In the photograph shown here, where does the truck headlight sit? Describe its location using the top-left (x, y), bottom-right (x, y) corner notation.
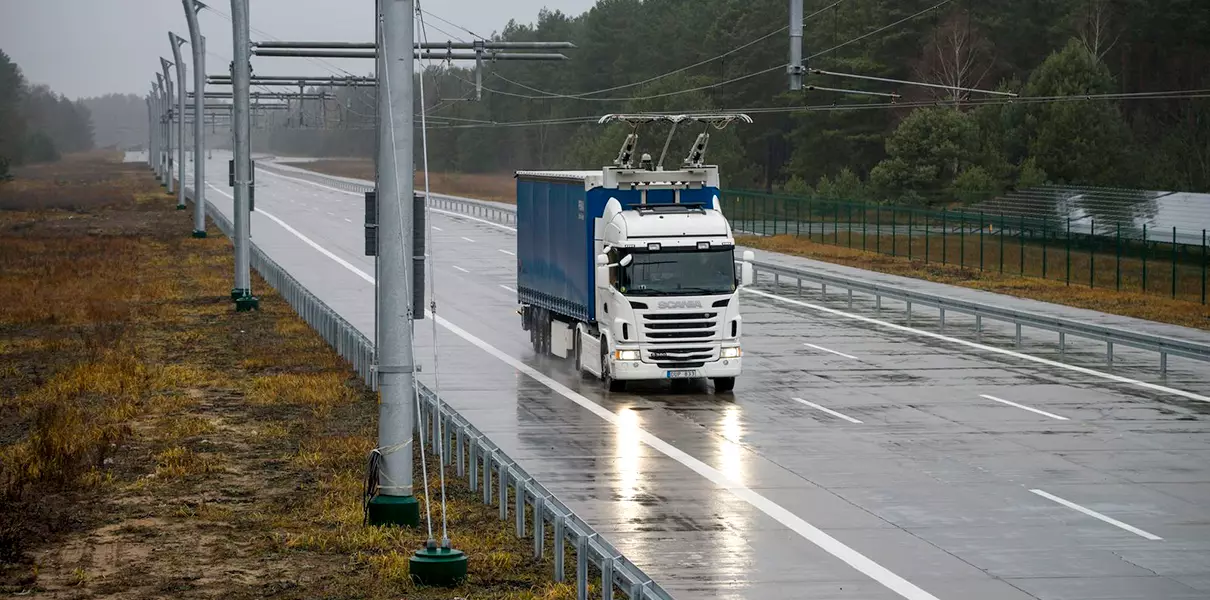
top-left (615, 349), bottom-right (641, 361)
top-left (720, 346), bottom-right (742, 359)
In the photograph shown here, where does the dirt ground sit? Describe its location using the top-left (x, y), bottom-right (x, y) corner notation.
top-left (740, 234), bottom-right (1210, 330)
top-left (0, 154), bottom-right (577, 599)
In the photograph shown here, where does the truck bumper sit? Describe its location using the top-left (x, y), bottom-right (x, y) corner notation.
top-left (610, 357), bottom-right (742, 381)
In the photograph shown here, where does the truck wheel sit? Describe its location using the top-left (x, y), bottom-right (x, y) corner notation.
top-left (601, 346), bottom-right (625, 393)
top-left (712, 377), bottom-right (736, 393)
top-left (573, 335), bottom-right (586, 377)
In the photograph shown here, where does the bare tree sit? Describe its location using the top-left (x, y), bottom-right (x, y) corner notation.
top-left (1075, 0), bottom-right (1120, 62)
top-left (917, 10), bottom-right (996, 107)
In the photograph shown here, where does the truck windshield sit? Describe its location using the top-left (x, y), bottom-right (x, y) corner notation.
top-left (618, 247), bottom-right (736, 296)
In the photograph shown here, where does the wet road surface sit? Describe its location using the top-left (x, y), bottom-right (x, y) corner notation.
top-left (176, 152), bottom-right (1210, 600)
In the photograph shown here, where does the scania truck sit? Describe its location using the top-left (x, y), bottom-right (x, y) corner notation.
top-left (516, 114), bottom-right (755, 392)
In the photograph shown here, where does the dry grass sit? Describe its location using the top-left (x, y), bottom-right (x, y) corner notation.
top-left (741, 234), bottom-right (1210, 330)
top-left (0, 153), bottom-right (576, 599)
top-left (298, 159), bottom-right (517, 204)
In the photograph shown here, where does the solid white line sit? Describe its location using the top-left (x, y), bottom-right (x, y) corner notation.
top-left (792, 397), bottom-right (863, 424)
top-left (229, 198), bottom-right (940, 600)
top-left (498, 248), bottom-right (515, 256)
top-left (500, 284), bottom-right (517, 293)
top-left (1029, 489), bottom-right (1162, 540)
top-left (803, 342), bottom-right (858, 360)
top-left (461, 236), bottom-right (476, 243)
top-left (453, 265), bottom-right (469, 273)
top-left (981, 394), bottom-right (1069, 421)
top-left (744, 288), bottom-right (1210, 404)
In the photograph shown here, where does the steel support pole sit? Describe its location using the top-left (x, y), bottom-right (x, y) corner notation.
top-left (788, 0), bottom-right (804, 90)
top-left (183, 1), bottom-right (208, 237)
top-left (230, 0), bottom-right (257, 310)
top-left (154, 75), bottom-right (165, 180)
top-left (366, 0), bottom-right (419, 528)
top-left (160, 59), bottom-right (175, 194)
top-left (170, 35), bottom-right (188, 210)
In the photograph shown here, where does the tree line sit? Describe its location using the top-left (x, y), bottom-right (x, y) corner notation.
top-left (0, 50), bottom-right (95, 179)
top-left (260, 0), bottom-right (1209, 204)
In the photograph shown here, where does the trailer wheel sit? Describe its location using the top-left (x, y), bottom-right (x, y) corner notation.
top-left (712, 377), bottom-right (736, 393)
top-left (573, 333), bottom-right (585, 377)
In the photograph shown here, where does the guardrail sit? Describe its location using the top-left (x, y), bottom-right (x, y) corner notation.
top-left (360, 178), bottom-right (1210, 374)
top-left (189, 186), bottom-right (672, 600)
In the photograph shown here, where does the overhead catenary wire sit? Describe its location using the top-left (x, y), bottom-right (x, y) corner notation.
top-left (421, 88), bottom-right (1210, 130)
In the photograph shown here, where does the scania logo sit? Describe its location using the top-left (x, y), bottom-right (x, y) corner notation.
top-left (657, 300), bottom-right (703, 310)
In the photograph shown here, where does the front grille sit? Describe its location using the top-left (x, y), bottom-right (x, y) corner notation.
top-left (657, 362), bottom-right (705, 369)
top-left (642, 311), bottom-right (718, 342)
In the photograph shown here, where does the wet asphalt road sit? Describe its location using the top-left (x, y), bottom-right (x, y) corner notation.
top-left (174, 152), bottom-right (1210, 600)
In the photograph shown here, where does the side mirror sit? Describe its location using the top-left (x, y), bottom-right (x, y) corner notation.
top-left (596, 254), bottom-right (609, 290)
top-left (740, 250), bottom-right (755, 287)
top-left (619, 254), bottom-right (633, 267)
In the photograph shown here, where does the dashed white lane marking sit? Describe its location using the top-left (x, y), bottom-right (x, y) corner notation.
top-left (433, 226), bottom-right (443, 231)
top-left (1030, 489), bottom-right (1162, 540)
top-left (500, 284), bottom-right (517, 293)
top-left (453, 265), bottom-right (470, 273)
top-left (792, 397), bottom-right (863, 424)
top-left (803, 342), bottom-right (858, 360)
top-left (461, 236), bottom-right (476, 243)
top-left (498, 249), bottom-right (515, 256)
top-left (219, 194), bottom-right (940, 600)
top-left (981, 394), bottom-right (1069, 421)
top-left (344, 218), bottom-right (352, 223)
top-left (744, 288), bottom-right (1210, 404)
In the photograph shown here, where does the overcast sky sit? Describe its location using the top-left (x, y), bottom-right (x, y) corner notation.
top-left (0, 0), bottom-right (595, 99)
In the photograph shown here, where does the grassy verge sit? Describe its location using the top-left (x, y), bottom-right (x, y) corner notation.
top-left (0, 154), bottom-right (575, 598)
top-left (740, 234), bottom-right (1210, 330)
top-left (295, 159), bottom-right (516, 204)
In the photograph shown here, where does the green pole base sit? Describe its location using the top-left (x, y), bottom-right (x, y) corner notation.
top-left (176, 204), bottom-right (187, 211)
top-left (191, 230), bottom-right (207, 239)
top-left (234, 294), bottom-right (259, 312)
top-left (409, 545), bottom-right (468, 587)
top-left (366, 494), bottom-right (420, 527)
top-left (230, 288), bottom-right (248, 301)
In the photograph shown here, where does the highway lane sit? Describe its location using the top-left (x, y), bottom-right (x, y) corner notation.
top-left (183, 152), bottom-right (1210, 599)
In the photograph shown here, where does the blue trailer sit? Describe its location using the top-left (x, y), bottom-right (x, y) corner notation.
top-left (515, 170), bottom-right (721, 325)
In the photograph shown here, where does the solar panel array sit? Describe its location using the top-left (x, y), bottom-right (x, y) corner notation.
top-left (972, 185), bottom-right (1210, 245)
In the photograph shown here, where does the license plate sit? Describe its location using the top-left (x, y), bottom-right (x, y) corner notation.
top-left (666, 369), bottom-right (699, 379)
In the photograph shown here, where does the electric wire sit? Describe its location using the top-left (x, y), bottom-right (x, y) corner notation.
top-left (416, 2), bottom-right (452, 547)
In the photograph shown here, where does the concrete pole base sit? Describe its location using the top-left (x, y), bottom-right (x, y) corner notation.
top-left (409, 546), bottom-right (468, 587)
top-left (191, 230), bottom-right (207, 239)
top-left (367, 494), bottom-right (421, 527)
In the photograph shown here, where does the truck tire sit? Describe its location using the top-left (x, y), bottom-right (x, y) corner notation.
top-left (601, 345), bottom-right (625, 393)
top-left (712, 377), bottom-right (736, 393)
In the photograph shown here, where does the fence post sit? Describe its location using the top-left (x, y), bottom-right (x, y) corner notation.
top-left (807, 198), bottom-right (813, 240)
top-left (796, 198), bottom-right (801, 238)
top-left (906, 209), bottom-right (912, 260)
top-left (960, 210), bottom-right (966, 269)
top-left (1020, 215), bottom-right (1026, 275)
top-left (1089, 220), bottom-right (1095, 288)
top-left (1116, 223), bottom-right (1122, 291)
top-left (1202, 229), bottom-right (1207, 305)
top-left (772, 196), bottom-right (779, 236)
top-left (1042, 219), bottom-right (1049, 279)
top-left (875, 206), bottom-right (880, 254)
top-left (942, 209), bottom-right (948, 265)
top-left (1142, 224), bottom-right (1148, 294)
top-left (1172, 226), bottom-right (1178, 299)
top-left (924, 210), bottom-right (930, 263)
top-left (999, 213), bottom-right (1005, 273)
top-left (847, 203), bottom-right (853, 249)
top-left (979, 211), bottom-right (985, 271)
top-left (1065, 218), bottom-right (1071, 286)
top-left (891, 206), bottom-right (898, 257)
top-left (863, 204), bottom-right (868, 251)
